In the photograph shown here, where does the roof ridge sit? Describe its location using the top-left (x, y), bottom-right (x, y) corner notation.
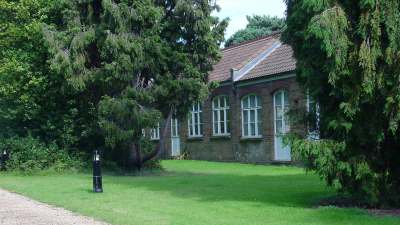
top-left (232, 41), bottom-right (282, 82)
top-left (222, 31), bottom-right (282, 51)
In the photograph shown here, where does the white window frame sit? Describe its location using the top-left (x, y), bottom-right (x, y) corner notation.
top-left (150, 123), bottom-right (160, 140)
top-left (241, 94), bottom-right (262, 138)
top-left (274, 90), bottom-right (290, 136)
top-left (171, 117), bottom-right (179, 138)
top-left (307, 93), bottom-right (320, 140)
top-left (188, 103), bottom-right (203, 137)
top-left (212, 96), bottom-right (230, 136)
top-left (142, 129), bottom-right (146, 137)
top-left (274, 90), bottom-right (291, 161)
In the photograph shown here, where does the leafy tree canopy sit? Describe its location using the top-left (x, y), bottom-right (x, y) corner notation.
top-left (225, 15), bottom-right (285, 47)
top-left (45, 0), bottom-right (227, 169)
top-left (0, 0), bottom-right (83, 148)
top-left (283, 0), bottom-right (400, 207)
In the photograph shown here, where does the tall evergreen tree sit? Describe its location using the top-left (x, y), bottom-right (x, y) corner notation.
top-left (225, 15), bottom-right (285, 47)
top-left (283, 0), bottom-right (400, 206)
top-left (46, 0), bottom-right (227, 169)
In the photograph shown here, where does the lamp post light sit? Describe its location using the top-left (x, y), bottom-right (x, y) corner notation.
top-left (93, 150), bottom-right (103, 193)
top-left (1, 150), bottom-right (8, 171)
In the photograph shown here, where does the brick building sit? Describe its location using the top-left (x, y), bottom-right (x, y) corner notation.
top-left (152, 33), bottom-right (308, 163)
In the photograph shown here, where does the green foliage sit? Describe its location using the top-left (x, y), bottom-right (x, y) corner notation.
top-left (98, 90), bottom-right (161, 149)
top-left (225, 15), bottom-right (285, 47)
top-left (0, 0), bottom-right (94, 151)
top-left (45, 0), bottom-right (227, 169)
top-left (0, 136), bottom-right (83, 174)
top-left (286, 135), bottom-right (380, 203)
top-left (0, 0), bottom-right (227, 170)
top-left (283, 0), bottom-right (400, 206)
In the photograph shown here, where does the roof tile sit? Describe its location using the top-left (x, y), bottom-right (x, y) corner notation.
top-left (239, 44), bottom-right (296, 81)
top-left (208, 33), bottom-right (296, 82)
top-left (209, 34), bottom-right (280, 82)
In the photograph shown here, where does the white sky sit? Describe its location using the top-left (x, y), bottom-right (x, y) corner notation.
top-left (214, 0), bottom-right (287, 39)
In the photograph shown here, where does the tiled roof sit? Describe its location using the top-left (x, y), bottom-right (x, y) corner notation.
top-left (239, 44), bottom-right (296, 81)
top-left (208, 33), bottom-right (296, 82)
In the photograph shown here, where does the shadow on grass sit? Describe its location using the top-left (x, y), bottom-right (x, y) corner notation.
top-left (106, 170), bottom-right (331, 208)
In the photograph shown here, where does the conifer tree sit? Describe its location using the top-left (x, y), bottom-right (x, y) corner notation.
top-left (283, 0), bottom-right (400, 206)
top-left (46, 0), bottom-right (227, 169)
top-left (225, 15), bottom-right (285, 47)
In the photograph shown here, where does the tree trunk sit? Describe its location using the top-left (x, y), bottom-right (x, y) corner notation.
top-left (142, 108), bottom-right (174, 163)
top-left (128, 142), bottom-right (142, 171)
top-left (134, 142), bottom-right (142, 170)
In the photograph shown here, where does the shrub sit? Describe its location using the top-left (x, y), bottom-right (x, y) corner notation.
top-left (0, 136), bottom-right (83, 174)
top-left (283, 0), bottom-right (400, 208)
top-left (286, 134), bottom-right (400, 207)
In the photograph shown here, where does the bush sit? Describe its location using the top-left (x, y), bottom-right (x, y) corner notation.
top-left (0, 136), bottom-right (83, 174)
top-left (286, 134), bottom-right (400, 207)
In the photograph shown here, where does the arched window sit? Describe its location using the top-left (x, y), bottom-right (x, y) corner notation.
top-left (188, 102), bottom-right (203, 137)
top-left (212, 96), bottom-right (230, 136)
top-left (241, 94), bottom-right (262, 137)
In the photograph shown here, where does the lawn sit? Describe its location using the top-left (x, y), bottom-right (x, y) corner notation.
top-left (0, 160), bottom-right (399, 225)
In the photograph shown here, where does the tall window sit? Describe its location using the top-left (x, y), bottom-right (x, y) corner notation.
top-left (212, 96), bottom-right (230, 136)
top-left (241, 95), bottom-right (262, 137)
top-left (307, 94), bottom-right (320, 140)
top-left (274, 90), bottom-right (290, 135)
top-left (150, 123), bottom-right (160, 140)
top-left (188, 103), bottom-right (203, 137)
top-left (171, 117), bottom-right (179, 138)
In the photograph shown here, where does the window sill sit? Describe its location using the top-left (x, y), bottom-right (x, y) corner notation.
top-left (272, 160), bottom-right (293, 164)
top-left (240, 136), bottom-right (263, 141)
top-left (210, 134), bottom-right (231, 139)
top-left (187, 136), bottom-right (204, 141)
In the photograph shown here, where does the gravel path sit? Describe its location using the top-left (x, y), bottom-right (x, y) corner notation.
top-left (0, 188), bottom-right (110, 225)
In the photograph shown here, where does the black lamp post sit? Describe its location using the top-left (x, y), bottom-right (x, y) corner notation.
top-left (93, 150), bottom-right (103, 193)
top-left (1, 150), bottom-right (8, 171)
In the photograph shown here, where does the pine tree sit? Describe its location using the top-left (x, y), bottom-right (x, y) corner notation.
top-left (283, 0), bottom-right (400, 206)
top-left (45, 0), bottom-right (227, 169)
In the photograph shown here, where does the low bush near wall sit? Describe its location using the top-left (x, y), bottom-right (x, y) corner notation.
top-left (286, 134), bottom-right (400, 208)
top-left (0, 136), bottom-right (83, 174)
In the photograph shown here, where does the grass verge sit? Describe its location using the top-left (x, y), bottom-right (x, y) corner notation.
top-left (0, 160), bottom-right (399, 225)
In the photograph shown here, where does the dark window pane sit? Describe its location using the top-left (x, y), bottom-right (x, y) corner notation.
top-left (284, 91), bottom-right (289, 105)
top-left (251, 123), bottom-right (256, 136)
top-left (250, 95), bottom-right (255, 107)
top-left (275, 92), bottom-right (282, 106)
top-left (250, 110), bottom-right (255, 123)
top-left (243, 97), bottom-right (249, 108)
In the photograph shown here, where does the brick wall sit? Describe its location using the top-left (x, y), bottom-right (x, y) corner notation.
top-left (169, 74), bottom-right (307, 163)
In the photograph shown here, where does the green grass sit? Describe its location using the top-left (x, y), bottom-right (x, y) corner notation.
top-left (0, 160), bottom-right (399, 225)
